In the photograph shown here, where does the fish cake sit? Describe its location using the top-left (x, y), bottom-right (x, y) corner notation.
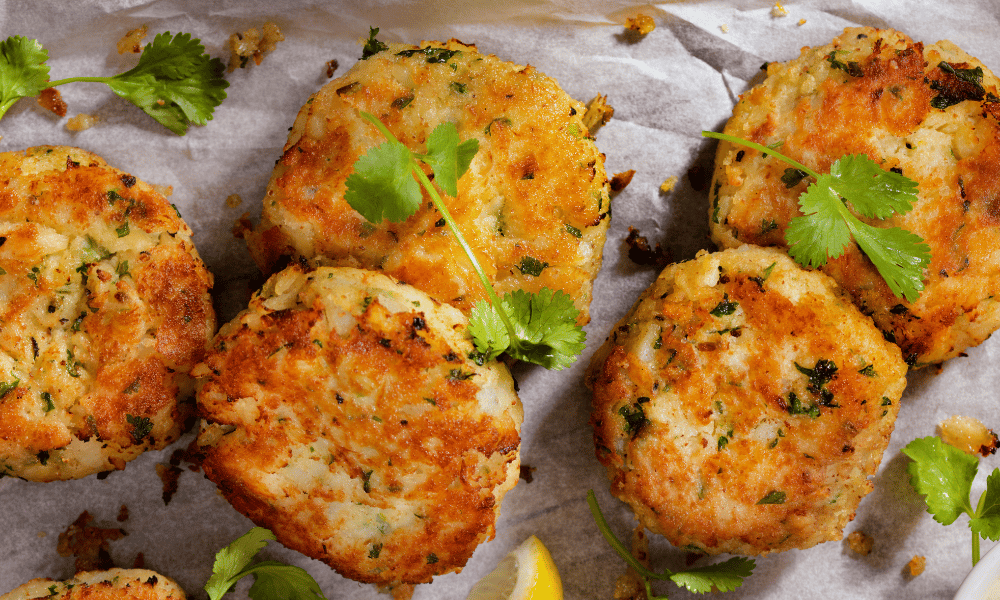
top-left (0, 146), bottom-right (215, 482)
top-left (709, 27), bottom-right (1000, 366)
top-left (246, 39), bottom-right (611, 324)
top-left (2, 569), bottom-right (185, 600)
top-left (587, 246), bottom-right (906, 555)
top-left (194, 265), bottom-right (522, 587)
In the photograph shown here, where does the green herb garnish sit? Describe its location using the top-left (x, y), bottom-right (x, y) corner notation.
top-left (360, 26), bottom-right (389, 60)
top-left (345, 111), bottom-right (585, 369)
top-left (702, 131), bottom-right (930, 302)
top-left (0, 32), bottom-right (227, 134)
top-left (588, 490), bottom-right (754, 598)
top-left (205, 527), bottom-right (326, 600)
top-left (903, 436), bottom-right (1000, 565)
top-left (126, 414), bottom-right (153, 443)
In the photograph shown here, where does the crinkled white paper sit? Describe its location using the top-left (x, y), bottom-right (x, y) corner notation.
top-left (2, 1), bottom-right (998, 598)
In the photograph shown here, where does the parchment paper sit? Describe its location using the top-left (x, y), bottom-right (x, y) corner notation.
top-left (2, 1), bottom-right (999, 598)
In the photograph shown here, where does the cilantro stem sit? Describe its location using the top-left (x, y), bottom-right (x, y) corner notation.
top-left (972, 489), bottom-right (988, 565)
top-left (44, 76), bottom-right (114, 87)
top-left (358, 111), bottom-right (520, 342)
top-left (588, 490), bottom-right (671, 600)
top-left (702, 131), bottom-right (820, 180)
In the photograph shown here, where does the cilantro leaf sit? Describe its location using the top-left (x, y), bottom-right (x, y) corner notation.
top-left (344, 140), bottom-right (422, 222)
top-left (420, 121), bottom-right (479, 197)
top-left (0, 36), bottom-right (49, 119)
top-left (361, 26), bottom-right (389, 60)
top-left (669, 557), bottom-right (755, 594)
top-left (829, 155), bottom-right (918, 219)
top-left (205, 528), bottom-right (276, 600)
top-left (504, 288), bottom-right (585, 370)
top-left (971, 469), bottom-right (1000, 542)
top-left (245, 562), bottom-right (326, 600)
top-left (903, 436), bottom-right (977, 525)
top-left (468, 299), bottom-right (512, 362)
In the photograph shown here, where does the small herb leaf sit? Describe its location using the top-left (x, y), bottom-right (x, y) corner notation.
top-left (344, 139), bottom-right (422, 223)
top-left (902, 436), bottom-right (976, 526)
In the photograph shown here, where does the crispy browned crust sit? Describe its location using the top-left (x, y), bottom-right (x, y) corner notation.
top-left (587, 247), bottom-right (906, 555)
top-left (196, 266), bottom-right (521, 586)
top-left (0, 146), bottom-right (215, 482)
top-left (710, 27), bottom-right (1000, 366)
top-left (246, 40), bottom-right (611, 325)
top-left (1, 569), bottom-right (185, 600)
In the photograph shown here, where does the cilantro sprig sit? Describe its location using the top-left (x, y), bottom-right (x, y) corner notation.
top-left (345, 111), bottom-right (586, 369)
top-left (205, 527), bottom-right (326, 600)
top-left (702, 131), bottom-right (931, 302)
top-left (902, 437), bottom-right (1000, 565)
top-left (0, 32), bottom-right (227, 134)
top-left (587, 490), bottom-right (755, 598)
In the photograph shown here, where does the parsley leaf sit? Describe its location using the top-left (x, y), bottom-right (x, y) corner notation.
top-left (0, 36), bottom-right (49, 119)
top-left (361, 27), bottom-right (389, 60)
top-left (587, 490), bottom-right (755, 598)
top-left (205, 527), bottom-right (326, 600)
top-left (703, 132), bottom-right (930, 302)
top-left (2, 32), bottom-right (227, 134)
top-left (903, 436), bottom-right (1000, 565)
top-left (345, 111), bottom-right (585, 370)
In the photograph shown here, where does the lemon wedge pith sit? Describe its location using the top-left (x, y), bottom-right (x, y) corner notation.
top-left (466, 535), bottom-right (563, 600)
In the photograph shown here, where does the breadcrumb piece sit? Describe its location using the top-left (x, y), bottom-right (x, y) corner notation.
top-left (624, 227), bottom-right (672, 268)
top-left (226, 193), bottom-right (243, 208)
top-left (38, 88), bottom-right (67, 116)
top-left (610, 169), bottom-right (635, 193)
top-left (57, 511), bottom-right (125, 572)
top-left (117, 25), bottom-right (148, 54)
top-left (151, 183), bottom-right (173, 198)
top-left (846, 531), bottom-right (873, 556)
top-left (940, 415), bottom-right (999, 456)
top-left (660, 176), bottom-right (678, 193)
top-left (720, 24), bottom-right (730, 33)
top-left (582, 94), bottom-right (614, 134)
top-left (227, 21), bottom-right (284, 72)
top-left (624, 14), bottom-right (656, 36)
top-left (66, 113), bottom-right (98, 131)
top-left (798, 19), bottom-right (808, 26)
top-left (325, 59), bottom-right (339, 78)
top-left (771, 2), bottom-right (789, 17)
top-left (907, 555), bottom-right (926, 576)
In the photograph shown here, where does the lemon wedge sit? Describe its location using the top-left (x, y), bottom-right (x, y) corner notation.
top-left (466, 535), bottom-right (563, 600)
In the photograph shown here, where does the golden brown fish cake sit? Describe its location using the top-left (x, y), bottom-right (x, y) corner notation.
top-left (587, 246), bottom-right (906, 555)
top-left (1, 569), bottom-right (185, 600)
top-left (195, 265), bottom-right (522, 587)
top-left (246, 39), bottom-right (611, 324)
top-left (0, 146), bottom-right (215, 482)
top-left (709, 27), bottom-right (1000, 366)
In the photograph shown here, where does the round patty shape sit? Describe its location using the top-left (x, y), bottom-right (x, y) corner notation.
top-left (587, 246), bottom-right (907, 555)
top-left (246, 39), bottom-right (611, 325)
top-left (0, 146), bottom-right (215, 482)
top-left (195, 265), bottom-right (523, 586)
top-left (709, 27), bottom-right (1000, 366)
top-left (1, 569), bottom-right (185, 600)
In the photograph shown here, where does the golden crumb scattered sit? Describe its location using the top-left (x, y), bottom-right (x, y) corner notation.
top-left (907, 555), bottom-right (926, 577)
top-left (226, 193), bottom-right (243, 208)
top-left (846, 531), bottom-right (873, 556)
top-left (38, 88), bottom-right (67, 116)
top-left (940, 415), bottom-right (999, 456)
top-left (771, 2), bottom-right (789, 17)
top-left (151, 183), bottom-right (173, 198)
top-left (720, 24), bottom-right (730, 33)
top-left (117, 25), bottom-right (148, 54)
top-left (625, 227), bottom-right (672, 268)
top-left (798, 18), bottom-right (808, 26)
top-left (610, 169), bottom-right (636, 193)
top-left (659, 176), bottom-right (678, 193)
top-left (326, 59), bottom-right (339, 78)
top-left (227, 21), bottom-right (284, 72)
top-left (624, 14), bottom-right (656, 36)
top-left (66, 113), bottom-right (99, 131)
top-left (37, 531), bottom-right (46, 538)
top-left (582, 94), bottom-right (614, 133)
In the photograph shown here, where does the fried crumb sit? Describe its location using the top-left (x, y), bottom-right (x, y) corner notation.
top-left (659, 176), bottom-right (678, 193)
top-left (38, 88), bottom-right (67, 117)
top-left (720, 24), bottom-right (730, 34)
top-left (907, 555), bottom-right (926, 577)
top-left (846, 531), bottom-right (873, 556)
top-left (155, 463), bottom-right (183, 505)
top-left (233, 213), bottom-right (254, 239)
top-left (66, 113), bottom-right (99, 131)
top-left (116, 504), bottom-right (129, 522)
top-left (613, 525), bottom-right (650, 600)
top-left (326, 59), bottom-right (339, 78)
top-left (939, 415), bottom-right (999, 456)
top-left (771, 2), bottom-right (789, 17)
top-left (624, 14), bottom-right (656, 36)
top-left (37, 531), bottom-right (47, 538)
top-left (582, 94), bottom-right (614, 134)
top-left (519, 465), bottom-right (536, 483)
top-left (228, 21), bottom-right (284, 72)
top-left (117, 25), bottom-right (148, 54)
top-left (226, 193), bottom-right (243, 208)
top-left (610, 170), bottom-right (636, 193)
top-left (798, 19), bottom-right (808, 26)
top-left (151, 183), bottom-right (173, 198)
top-left (57, 511), bottom-right (125, 572)
top-left (625, 227), bottom-right (672, 268)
